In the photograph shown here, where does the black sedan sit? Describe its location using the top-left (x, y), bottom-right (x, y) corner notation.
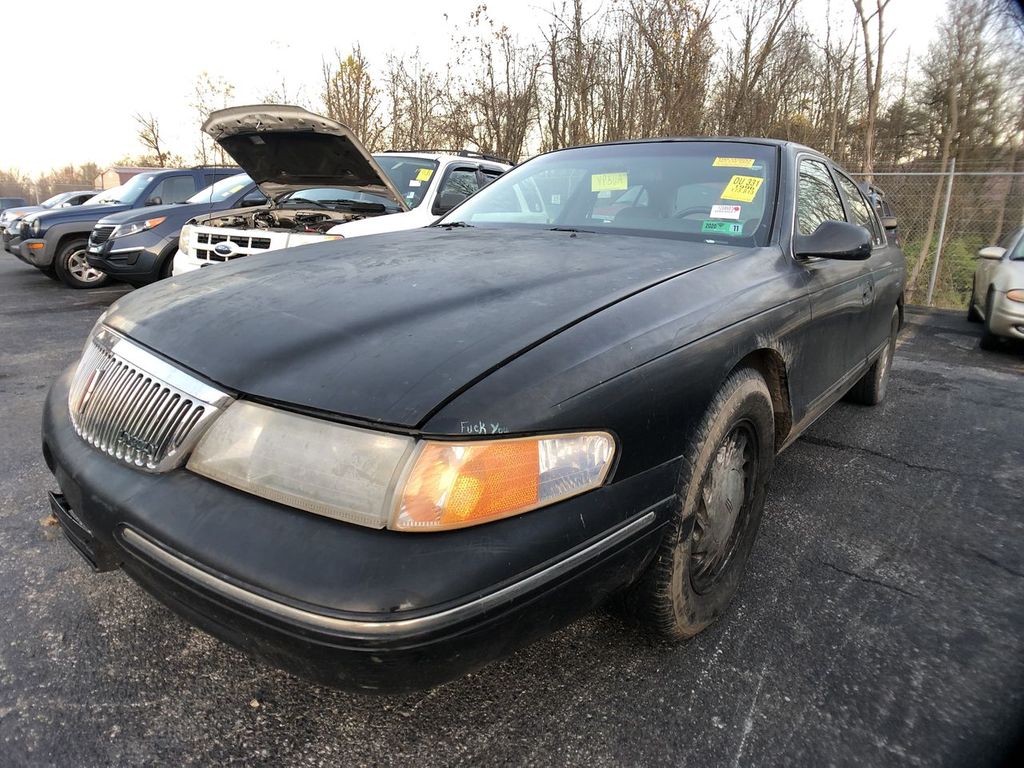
top-left (42, 138), bottom-right (905, 692)
top-left (85, 173), bottom-right (266, 286)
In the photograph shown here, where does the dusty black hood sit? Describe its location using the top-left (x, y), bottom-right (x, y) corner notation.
top-left (104, 229), bottom-right (736, 427)
top-left (203, 104), bottom-right (407, 209)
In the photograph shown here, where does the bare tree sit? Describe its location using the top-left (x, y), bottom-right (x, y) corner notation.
top-left (191, 72), bottom-right (236, 165)
top-left (852, 0), bottom-right (894, 178)
top-left (447, 7), bottom-right (542, 161)
top-left (385, 52), bottom-right (456, 150)
top-left (322, 46), bottom-right (387, 150)
top-left (133, 113), bottom-right (170, 167)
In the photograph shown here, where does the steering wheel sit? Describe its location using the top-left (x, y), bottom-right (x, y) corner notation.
top-left (673, 206), bottom-right (714, 219)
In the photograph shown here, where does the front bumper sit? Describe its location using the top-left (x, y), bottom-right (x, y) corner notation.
top-left (17, 238), bottom-right (50, 266)
top-left (87, 233), bottom-right (175, 284)
top-left (989, 292), bottom-right (1024, 340)
top-left (42, 366), bottom-right (675, 692)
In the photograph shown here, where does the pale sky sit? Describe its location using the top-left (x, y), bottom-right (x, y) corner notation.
top-left (0, 0), bottom-right (945, 175)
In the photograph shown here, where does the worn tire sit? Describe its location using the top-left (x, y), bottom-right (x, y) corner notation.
top-left (967, 282), bottom-right (983, 323)
top-left (979, 292), bottom-right (1001, 350)
top-left (846, 308), bottom-right (899, 406)
top-left (620, 368), bottom-right (774, 641)
top-left (38, 265), bottom-right (61, 282)
top-left (54, 238), bottom-right (111, 289)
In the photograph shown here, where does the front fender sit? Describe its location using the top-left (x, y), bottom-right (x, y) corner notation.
top-left (423, 248), bottom-right (809, 481)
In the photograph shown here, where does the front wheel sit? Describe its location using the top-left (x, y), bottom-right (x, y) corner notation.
top-left (54, 238), bottom-right (110, 289)
top-left (621, 368), bottom-right (775, 640)
top-left (979, 292), bottom-right (1001, 350)
top-left (967, 282), bottom-right (983, 322)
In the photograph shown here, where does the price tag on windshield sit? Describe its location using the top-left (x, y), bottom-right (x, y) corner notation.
top-left (591, 172), bottom-right (629, 192)
top-left (721, 175), bottom-right (764, 203)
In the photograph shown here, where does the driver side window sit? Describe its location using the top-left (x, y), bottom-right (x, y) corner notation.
top-left (796, 160), bottom-right (845, 236)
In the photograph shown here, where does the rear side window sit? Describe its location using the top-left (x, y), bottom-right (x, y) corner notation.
top-left (796, 159), bottom-right (845, 236)
top-left (835, 173), bottom-right (883, 246)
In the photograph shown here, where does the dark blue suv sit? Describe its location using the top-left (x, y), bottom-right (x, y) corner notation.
top-left (86, 173), bottom-right (265, 286)
top-left (15, 167), bottom-right (237, 288)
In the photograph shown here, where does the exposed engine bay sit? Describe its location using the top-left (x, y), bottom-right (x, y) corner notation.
top-left (201, 208), bottom-right (365, 234)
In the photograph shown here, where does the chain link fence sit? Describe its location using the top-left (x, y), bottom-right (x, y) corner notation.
top-left (852, 166), bottom-right (1024, 309)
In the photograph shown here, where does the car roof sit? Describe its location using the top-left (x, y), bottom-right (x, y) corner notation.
top-left (374, 151), bottom-right (512, 166)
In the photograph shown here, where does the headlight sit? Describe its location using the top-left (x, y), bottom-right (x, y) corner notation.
top-left (110, 216), bottom-right (166, 240)
top-left (1007, 289), bottom-right (1024, 303)
top-left (178, 224), bottom-right (193, 251)
top-left (31, 218), bottom-right (41, 236)
top-left (188, 401), bottom-right (415, 529)
top-left (394, 433), bottom-right (615, 531)
top-left (187, 401), bottom-right (616, 532)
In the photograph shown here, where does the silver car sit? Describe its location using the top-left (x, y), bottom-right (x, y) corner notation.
top-left (969, 227), bottom-right (1024, 349)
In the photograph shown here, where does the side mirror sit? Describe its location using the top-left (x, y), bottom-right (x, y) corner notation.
top-left (977, 245), bottom-right (1005, 260)
top-left (794, 220), bottom-right (872, 261)
top-left (880, 215), bottom-right (897, 231)
top-left (240, 194), bottom-right (267, 208)
top-left (145, 196), bottom-right (162, 207)
top-left (433, 190), bottom-right (468, 216)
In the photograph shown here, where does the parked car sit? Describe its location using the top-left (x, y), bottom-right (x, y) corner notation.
top-left (0, 196), bottom-right (27, 211)
top-left (14, 166), bottom-right (238, 288)
top-left (85, 173), bottom-right (264, 286)
top-left (859, 182), bottom-right (899, 246)
top-left (968, 226), bottom-right (1024, 349)
top-left (2, 190), bottom-right (101, 254)
top-left (172, 105), bottom-right (510, 276)
top-left (43, 137), bottom-right (904, 693)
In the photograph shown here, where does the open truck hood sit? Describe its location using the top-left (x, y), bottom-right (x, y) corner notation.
top-left (203, 105), bottom-right (408, 210)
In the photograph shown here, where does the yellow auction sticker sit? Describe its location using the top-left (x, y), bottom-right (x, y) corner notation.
top-left (721, 175), bottom-right (764, 203)
top-left (416, 168), bottom-right (434, 182)
top-left (713, 157), bottom-right (756, 168)
top-left (591, 172), bottom-right (629, 192)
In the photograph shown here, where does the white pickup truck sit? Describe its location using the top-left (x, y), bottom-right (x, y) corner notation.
top-left (173, 105), bottom-right (511, 276)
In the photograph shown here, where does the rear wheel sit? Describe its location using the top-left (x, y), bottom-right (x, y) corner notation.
top-left (846, 309), bottom-right (898, 406)
top-left (621, 368), bottom-right (774, 640)
top-left (54, 238), bottom-right (110, 289)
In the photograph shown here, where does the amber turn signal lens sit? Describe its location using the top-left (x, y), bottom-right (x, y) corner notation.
top-left (393, 432), bottom-right (615, 531)
top-left (1006, 289), bottom-right (1024, 303)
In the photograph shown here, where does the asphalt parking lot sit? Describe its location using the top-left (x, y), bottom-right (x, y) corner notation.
top-left (1, 254), bottom-right (1023, 767)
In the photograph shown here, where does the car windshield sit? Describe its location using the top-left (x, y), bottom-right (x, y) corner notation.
top-left (278, 186), bottom-right (403, 213)
top-left (440, 141), bottom-right (778, 245)
top-left (373, 155), bottom-right (440, 209)
top-left (86, 186), bottom-right (126, 205)
top-left (186, 173), bottom-right (253, 204)
top-left (100, 174), bottom-right (156, 205)
top-left (40, 193), bottom-right (67, 207)
top-left (1011, 230), bottom-right (1024, 260)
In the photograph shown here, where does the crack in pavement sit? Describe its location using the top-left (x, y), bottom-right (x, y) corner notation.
top-left (968, 549), bottom-right (1024, 579)
top-left (798, 435), bottom-right (949, 475)
top-left (815, 558), bottom-right (923, 601)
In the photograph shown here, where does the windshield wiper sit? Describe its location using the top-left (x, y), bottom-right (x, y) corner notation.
top-left (549, 226), bottom-right (593, 233)
top-left (317, 200), bottom-right (387, 213)
top-left (440, 221), bottom-right (474, 228)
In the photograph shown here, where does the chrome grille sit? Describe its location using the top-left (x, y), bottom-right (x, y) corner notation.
top-left (68, 327), bottom-right (232, 472)
top-left (193, 230), bottom-right (274, 263)
top-left (90, 225), bottom-right (115, 245)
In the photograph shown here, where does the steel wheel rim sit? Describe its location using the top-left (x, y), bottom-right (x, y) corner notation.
top-left (690, 422), bottom-right (758, 594)
top-left (67, 249), bottom-right (105, 283)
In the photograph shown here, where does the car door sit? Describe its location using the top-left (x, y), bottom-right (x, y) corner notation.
top-left (834, 169), bottom-right (902, 356)
top-left (144, 174), bottom-right (197, 206)
top-left (791, 156), bottom-right (873, 411)
top-left (431, 166), bottom-right (484, 217)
